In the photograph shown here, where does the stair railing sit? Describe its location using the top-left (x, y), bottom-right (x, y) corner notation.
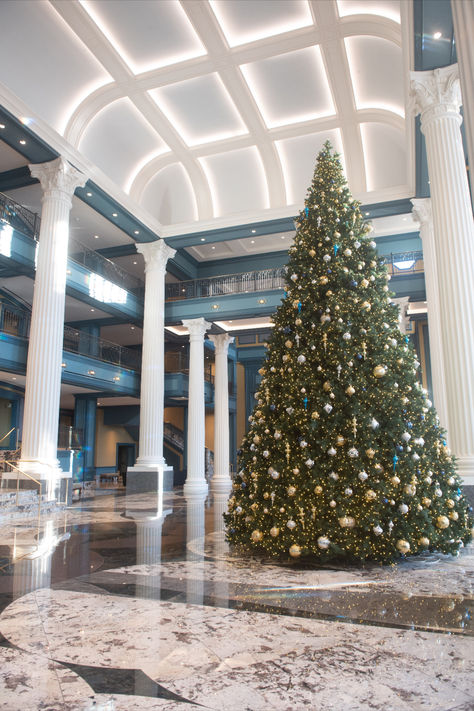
top-left (4, 460), bottom-right (42, 525)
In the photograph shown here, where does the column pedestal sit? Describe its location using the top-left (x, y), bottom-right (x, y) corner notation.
top-left (208, 333), bottom-right (234, 494)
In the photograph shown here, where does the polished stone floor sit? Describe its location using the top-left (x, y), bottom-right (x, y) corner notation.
top-left (0, 487), bottom-right (473, 710)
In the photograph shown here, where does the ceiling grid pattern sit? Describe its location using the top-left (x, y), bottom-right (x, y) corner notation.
top-left (1, 0), bottom-right (412, 231)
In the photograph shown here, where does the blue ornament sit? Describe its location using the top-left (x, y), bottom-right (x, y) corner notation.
top-left (269, 404), bottom-right (276, 411)
top-left (351, 280), bottom-right (357, 287)
top-left (442, 439), bottom-right (447, 446)
top-left (303, 397), bottom-right (308, 409)
top-left (327, 268), bottom-right (332, 274)
top-left (405, 336), bottom-right (409, 343)
top-left (396, 445), bottom-right (403, 452)
top-left (393, 454), bottom-right (399, 470)
top-left (283, 326), bottom-right (291, 334)
top-left (305, 207), bottom-right (309, 217)
top-left (241, 482), bottom-right (246, 488)
top-left (383, 498), bottom-right (388, 503)
top-left (334, 244), bottom-right (339, 256)
top-left (421, 414), bottom-right (425, 420)
top-left (357, 354), bottom-right (363, 360)
top-left (407, 422), bottom-right (413, 429)
top-left (298, 301), bottom-right (302, 312)
top-left (230, 528), bottom-right (236, 534)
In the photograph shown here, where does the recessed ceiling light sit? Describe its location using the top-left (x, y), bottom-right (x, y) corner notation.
top-left (19, 140), bottom-right (26, 145)
top-left (433, 31), bottom-right (442, 39)
top-left (0, 124), bottom-right (5, 129)
top-left (12, 376), bottom-right (16, 380)
top-left (251, 229), bottom-right (256, 234)
top-left (94, 234), bottom-right (99, 239)
top-left (201, 238), bottom-right (206, 242)
top-left (251, 240), bottom-right (255, 244)
top-left (365, 212), bottom-right (370, 216)
top-left (86, 192), bottom-right (92, 197)
top-left (113, 376), bottom-right (120, 382)
top-left (112, 213), bottom-right (118, 217)
top-left (133, 260), bottom-right (137, 265)
top-left (90, 308), bottom-right (95, 312)
top-left (281, 235), bottom-right (285, 239)
top-left (134, 230), bottom-right (139, 235)
top-left (212, 245), bottom-right (216, 250)
top-left (130, 326), bottom-right (135, 330)
top-left (88, 370), bottom-right (96, 375)
top-left (61, 363), bottom-right (66, 368)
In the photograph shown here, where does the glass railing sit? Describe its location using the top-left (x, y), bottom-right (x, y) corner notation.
top-left (68, 237), bottom-right (144, 295)
top-left (165, 266), bottom-right (287, 301)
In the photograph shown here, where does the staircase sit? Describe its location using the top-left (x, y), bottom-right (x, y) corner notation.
top-left (0, 489), bottom-right (64, 523)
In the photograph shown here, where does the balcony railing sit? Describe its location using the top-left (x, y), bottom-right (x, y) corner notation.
top-left (165, 351), bottom-right (214, 384)
top-left (63, 325), bottom-right (142, 370)
top-left (0, 192), bottom-right (41, 239)
top-left (383, 251), bottom-right (424, 275)
top-left (68, 237), bottom-right (144, 295)
top-left (165, 267), bottom-right (287, 301)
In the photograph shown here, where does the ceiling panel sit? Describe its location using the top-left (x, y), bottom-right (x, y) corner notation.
top-left (360, 122), bottom-right (406, 190)
top-left (0, 141), bottom-right (29, 172)
top-left (241, 46), bottom-right (335, 129)
top-left (149, 73), bottom-right (247, 146)
top-left (345, 36), bottom-right (405, 116)
top-left (0, 1), bottom-right (111, 133)
top-left (209, 0), bottom-right (313, 47)
top-left (337, 0), bottom-right (401, 23)
top-left (81, 0), bottom-right (206, 74)
top-left (275, 129), bottom-right (345, 205)
top-left (140, 163), bottom-right (198, 226)
top-left (199, 146), bottom-right (269, 217)
top-left (78, 97), bottom-right (168, 191)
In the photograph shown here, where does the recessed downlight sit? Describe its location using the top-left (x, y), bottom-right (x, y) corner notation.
top-left (19, 139), bottom-right (26, 145)
top-left (433, 31), bottom-right (442, 40)
top-left (86, 192), bottom-right (92, 197)
top-left (112, 213), bottom-right (118, 217)
top-left (134, 230), bottom-right (140, 235)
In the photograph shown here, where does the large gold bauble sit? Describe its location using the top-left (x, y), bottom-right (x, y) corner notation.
top-left (287, 486), bottom-right (297, 496)
top-left (396, 539), bottom-right (410, 554)
top-left (323, 381), bottom-right (331, 391)
top-left (270, 527), bottom-right (280, 537)
top-left (436, 515), bottom-right (450, 529)
top-left (285, 340), bottom-right (293, 349)
top-left (289, 544), bottom-right (301, 557)
top-left (314, 485), bottom-right (323, 494)
top-left (339, 516), bottom-right (355, 528)
top-left (373, 365), bottom-right (387, 378)
top-left (253, 435), bottom-right (260, 444)
top-left (345, 385), bottom-right (355, 395)
top-left (366, 448), bottom-right (375, 458)
top-left (418, 537), bottom-right (430, 547)
top-left (309, 249), bottom-right (316, 257)
top-left (251, 530), bottom-right (263, 542)
top-left (365, 489), bottom-right (376, 501)
top-left (449, 511), bottom-right (459, 521)
top-left (447, 499), bottom-right (455, 508)
top-left (312, 411), bottom-right (320, 419)
top-left (361, 301), bottom-right (371, 311)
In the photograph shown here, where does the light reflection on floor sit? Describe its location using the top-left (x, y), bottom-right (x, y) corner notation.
top-left (0, 488), bottom-right (473, 710)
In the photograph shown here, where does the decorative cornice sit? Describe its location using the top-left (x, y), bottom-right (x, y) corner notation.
top-left (136, 240), bottom-right (176, 273)
top-left (29, 156), bottom-right (87, 203)
top-left (208, 333), bottom-right (234, 355)
top-left (182, 317), bottom-right (211, 340)
top-left (409, 64), bottom-right (462, 128)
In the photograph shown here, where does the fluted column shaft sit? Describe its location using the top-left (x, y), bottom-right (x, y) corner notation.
top-left (411, 64), bottom-right (474, 482)
top-left (208, 334), bottom-right (234, 493)
top-left (20, 157), bottom-right (86, 482)
top-left (411, 198), bottom-right (449, 432)
top-left (135, 241), bottom-right (175, 467)
top-left (451, 0), bottom-right (474, 203)
top-left (182, 318), bottom-right (211, 495)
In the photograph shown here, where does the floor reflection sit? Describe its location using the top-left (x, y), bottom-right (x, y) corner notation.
top-left (0, 488), bottom-right (473, 710)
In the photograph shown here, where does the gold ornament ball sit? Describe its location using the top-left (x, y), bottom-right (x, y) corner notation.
top-left (361, 301), bottom-right (371, 311)
top-left (396, 539), bottom-right (410, 554)
top-left (404, 484), bottom-right (416, 496)
top-left (253, 435), bottom-right (260, 444)
top-left (418, 537), bottom-right (430, 547)
top-left (287, 486), bottom-right (297, 496)
top-left (289, 544), bottom-right (302, 558)
top-left (285, 340), bottom-right (293, 349)
top-left (437, 515), bottom-right (450, 529)
top-left (345, 385), bottom-right (355, 395)
top-left (373, 365), bottom-right (387, 378)
top-left (309, 249), bottom-right (316, 257)
top-left (295, 318), bottom-right (302, 326)
top-left (447, 499), bottom-right (455, 508)
top-left (314, 485), bottom-right (323, 494)
top-left (323, 381), bottom-right (331, 391)
top-left (449, 511), bottom-right (459, 521)
top-left (422, 497), bottom-right (432, 507)
top-left (336, 435), bottom-right (345, 446)
top-left (320, 276), bottom-right (329, 285)
top-left (263, 492), bottom-right (269, 499)
top-left (365, 489), bottom-right (377, 501)
top-left (312, 411), bottom-right (320, 420)
top-left (251, 530), bottom-right (263, 542)
top-left (293, 468), bottom-right (300, 475)
top-left (391, 475), bottom-right (400, 485)
top-left (366, 448), bottom-right (376, 458)
top-left (270, 526), bottom-right (280, 537)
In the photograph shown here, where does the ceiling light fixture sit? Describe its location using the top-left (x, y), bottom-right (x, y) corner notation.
top-left (251, 240), bottom-right (255, 244)
top-left (130, 326), bottom-right (135, 330)
top-left (365, 212), bottom-right (370, 216)
top-left (86, 192), bottom-right (92, 197)
top-left (133, 261), bottom-right (137, 265)
top-left (61, 363), bottom-right (66, 368)
top-left (94, 234), bottom-right (99, 239)
top-left (0, 124), bottom-right (5, 129)
top-left (90, 308), bottom-right (95, 312)
top-left (212, 246), bottom-right (216, 250)
top-left (251, 229), bottom-right (256, 234)
top-left (134, 230), bottom-right (139, 235)
top-left (19, 139), bottom-right (26, 145)
top-left (112, 213), bottom-right (118, 217)
top-left (88, 370), bottom-right (95, 375)
top-left (433, 31), bottom-right (442, 39)
top-left (201, 238), bottom-right (206, 242)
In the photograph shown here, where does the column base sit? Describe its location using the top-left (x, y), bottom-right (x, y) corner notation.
top-left (126, 465), bottom-right (174, 495)
top-left (210, 476), bottom-right (232, 495)
top-left (456, 455), bottom-right (474, 487)
top-left (183, 478), bottom-right (208, 497)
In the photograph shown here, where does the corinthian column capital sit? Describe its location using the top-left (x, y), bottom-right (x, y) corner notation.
top-left (29, 156), bottom-right (87, 205)
top-left (208, 333), bottom-right (234, 356)
top-left (411, 198), bottom-right (432, 231)
top-left (182, 317), bottom-right (211, 341)
top-left (409, 64), bottom-right (462, 128)
top-left (136, 240), bottom-right (176, 274)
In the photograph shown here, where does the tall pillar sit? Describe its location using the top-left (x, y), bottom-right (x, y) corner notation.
top-left (411, 198), bottom-right (449, 432)
top-left (19, 157), bottom-right (86, 500)
top-left (208, 333), bottom-right (234, 493)
top-left (410, 64), bottom-right (474, 483)
top-left (127, 240), bottom-right (176, 495)
top-left (451, 0), bottom-right (474, 203)
top-left (182, 318), bottom-right (211, 495)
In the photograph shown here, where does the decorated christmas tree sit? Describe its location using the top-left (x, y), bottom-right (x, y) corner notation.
top-left (224, 142), bottom-right (472, 563)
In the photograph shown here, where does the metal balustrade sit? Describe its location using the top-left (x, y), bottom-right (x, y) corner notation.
top-left (0, 192), bottom-right (40, 239)
top-left (63, 325), bottom-right (142, 370)
top-left (383, 251), bottom-right (424, 274)
top-left (165, 267), bottom-right (287, 301)
top-left (68, 237), bottom-right (144, 294)
top-left (165, 350), bottom-right (214, 384)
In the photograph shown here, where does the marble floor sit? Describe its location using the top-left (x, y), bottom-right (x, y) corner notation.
top-left (0, 488), bottom-right (473, 710)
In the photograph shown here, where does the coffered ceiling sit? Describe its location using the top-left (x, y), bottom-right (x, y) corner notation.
top-left (0, 0), bottom-right (414, 233)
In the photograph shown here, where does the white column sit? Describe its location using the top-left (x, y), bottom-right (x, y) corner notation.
top-left (182, 318), bottom-right (211, 495)
top-left (411, 198), bottom-right (449, 432)
top-left (410, 64), bottom-right (474, 483)
top-left (134, 240), bottom-right (175, 468)
top-left (451, 0), bottom-right (474, 203)
top-left (19, 157), bottom-right (86, 497)
top-left (208, 333), bottom-right (234, 493)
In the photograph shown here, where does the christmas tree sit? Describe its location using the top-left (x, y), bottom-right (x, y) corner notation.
top-left (225, 142), bottom-right (472, 563)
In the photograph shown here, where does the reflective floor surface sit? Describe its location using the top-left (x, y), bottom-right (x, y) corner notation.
top-left (0, 488), bottom-right (473, 710)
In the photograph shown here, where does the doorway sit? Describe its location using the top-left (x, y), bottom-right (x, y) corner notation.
top-left (116, 443), bottom-right (136, 486)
